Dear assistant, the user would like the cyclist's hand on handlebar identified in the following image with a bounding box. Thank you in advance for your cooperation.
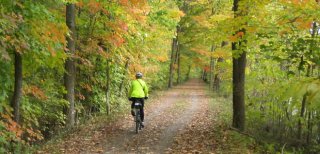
[144,97,148,100]
[128,97,132,101]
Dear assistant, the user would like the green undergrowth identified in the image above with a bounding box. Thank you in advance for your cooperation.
[31,99,129,153]
[32,91,164,153]
[208,93,263,154]
[207,92,297,154]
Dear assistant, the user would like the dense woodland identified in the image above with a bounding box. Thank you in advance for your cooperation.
[1,0,320,153]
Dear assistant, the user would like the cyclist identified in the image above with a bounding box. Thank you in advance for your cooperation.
[128,72,149,127]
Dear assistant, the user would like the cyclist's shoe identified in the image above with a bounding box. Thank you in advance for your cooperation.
[131,110,135,116]
[141,122,144,128]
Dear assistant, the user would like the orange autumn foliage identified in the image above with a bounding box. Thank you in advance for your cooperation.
[229,31,245,42]
[23,85,47,100]
[1,114,23,140]
[106,33,126,47]
[80,83,93,92]
[87,0,102,15]
[203,66,210,72]
[1,113,44,142]
[157,55,168,62]
[191,48,210,56]
[295,18,312,30]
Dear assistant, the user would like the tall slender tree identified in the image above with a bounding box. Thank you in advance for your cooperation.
[168,37,178,88]
[10,0,25,124]
[65,3,76,127]
[232,0,246,131]
[105,59,111,115]
[209,45,215,90]
[11,52,22,123]
[176,42,181,84]
[119,59,129,96]
[214,41,228,92]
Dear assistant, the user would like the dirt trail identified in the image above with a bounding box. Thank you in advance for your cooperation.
[100,79,210,154]
[39,79,217,154]
[154,85,201,152]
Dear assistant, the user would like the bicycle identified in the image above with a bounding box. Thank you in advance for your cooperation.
[133,100,143,134]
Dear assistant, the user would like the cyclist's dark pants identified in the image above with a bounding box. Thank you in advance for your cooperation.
[131,98,145,122]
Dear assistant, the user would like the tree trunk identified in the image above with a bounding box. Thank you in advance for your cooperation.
[11,52,23,124]
[213,41,227,92]
[213,57,224,92]
[232,0,246,132]
[209,45,215,90]
[202,70,207,82]
[186,65,191,80]
[105,60,111,115]
[297,21,316,139]
[10,0,26,125]
[306,111,312,144]
[119,59,129,96]
[298,93,307,140]
[65,3,76,127]
[176,43,181,84]
[168,37,177,88]
[297,64,311,139]
[232,42,246,131]
[209,4,215,90]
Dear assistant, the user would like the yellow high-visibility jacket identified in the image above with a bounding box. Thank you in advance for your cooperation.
[128,79,149,98]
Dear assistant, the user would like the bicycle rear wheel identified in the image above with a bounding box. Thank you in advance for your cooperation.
[135,110,140,134]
